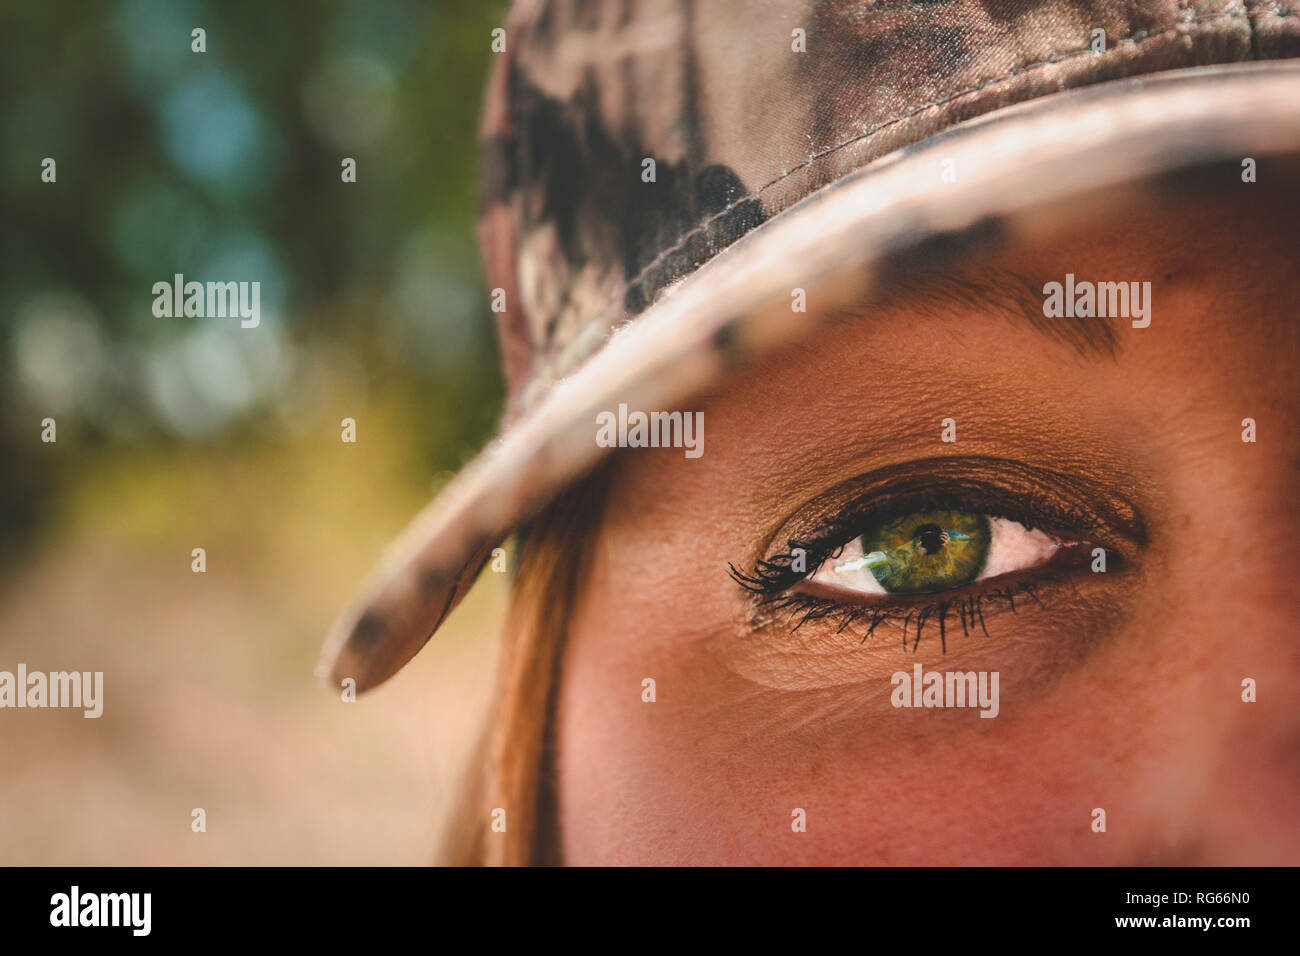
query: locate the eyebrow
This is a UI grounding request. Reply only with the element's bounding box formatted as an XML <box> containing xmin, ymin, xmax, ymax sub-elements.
<box><xmin>840</xmin><ymin>266</ymin><xmax>1121</xmax><ymax>361</ymax></box>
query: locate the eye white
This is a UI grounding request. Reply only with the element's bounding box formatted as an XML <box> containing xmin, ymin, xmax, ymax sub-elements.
<box><xmin>806</xmin><ymin>517</ymin><xmax>1070</xmax><ymax>595</ymax></box>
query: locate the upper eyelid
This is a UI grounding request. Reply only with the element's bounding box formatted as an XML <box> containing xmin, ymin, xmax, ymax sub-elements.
<box><xmin>755</xmin><ymin>455</ymin><xmax>1146</xmax><ymax>569</ymax></box>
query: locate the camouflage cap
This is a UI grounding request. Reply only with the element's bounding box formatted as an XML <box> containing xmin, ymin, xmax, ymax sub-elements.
<box><xmin>322</xmin><ymin>0</ymin><xmax>1300</xmax><ymax>692</ymax></box>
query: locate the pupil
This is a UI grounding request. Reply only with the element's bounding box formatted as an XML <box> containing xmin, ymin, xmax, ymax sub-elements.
<box><xmin>913</xmin><ymin>524</ymin><xmax>946</xmax><ymax>555</ymax></box>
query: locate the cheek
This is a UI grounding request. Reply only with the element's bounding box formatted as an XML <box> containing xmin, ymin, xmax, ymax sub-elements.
<box><xmin>553</xmin><ymin>517</ymin><xmax>1140</xmax><ymax>864</ymax></box>
<box><xmin>555</xmin><ymin>598</ymin><xmax>1212</xmax><ymax>866</ymax></box>
<box><xmin>554</xmin><ymin>512</ymin><xmax>1296</xmax><ymax>865</ymax></box>
<box><xmin>552</xmin><ymin>524</ymin><xmax>739</xmax><ymax>864</ymax></box>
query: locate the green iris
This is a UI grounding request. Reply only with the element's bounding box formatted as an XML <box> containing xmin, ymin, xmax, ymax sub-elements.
<box><xmin>856</xmin><ymin>509</ymin><xmax>990</xmax><ymax>594</ymax></box>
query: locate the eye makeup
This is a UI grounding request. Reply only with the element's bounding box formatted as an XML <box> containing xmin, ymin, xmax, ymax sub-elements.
<box><xmin>730</xmin><ymin>455</ymin><xmax>1146</xmax><ymax>653</ymax></box>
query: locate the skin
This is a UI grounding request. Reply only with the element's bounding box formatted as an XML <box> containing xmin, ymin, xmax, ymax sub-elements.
<box><xmin>550</xmin><ymin>189</ymin><xmax>1300</xmax><ymax>865</ymax></box>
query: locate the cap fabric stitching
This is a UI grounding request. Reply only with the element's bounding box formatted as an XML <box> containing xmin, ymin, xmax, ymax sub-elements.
<box><xmin>516</xmin><ymin>6</ymin><xmax>1257</xmax><ymax>406</ymax></box>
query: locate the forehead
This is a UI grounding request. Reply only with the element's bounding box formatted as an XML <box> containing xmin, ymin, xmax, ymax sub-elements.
<box><xmin>694</xmin><ymin>180</ymin><xmax>1300</xmax><ymax>427</ymax></box>
<box><xmin>838</xmin><ymin>172</ymin><xmax>1296</xmax><ymax>309</ymax></box>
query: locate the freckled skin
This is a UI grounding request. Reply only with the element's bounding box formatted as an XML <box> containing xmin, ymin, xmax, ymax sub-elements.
<box><xmin>551</xmin><ymin>194</ymin><xmax>1300</xmax><ymax>865</ymax></box>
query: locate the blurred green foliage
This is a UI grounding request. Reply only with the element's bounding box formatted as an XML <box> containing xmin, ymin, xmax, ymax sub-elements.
<box><xmin>0</xmin><ymin>0</ymin><xmax>512</xmax><ymax>555</ymax></box>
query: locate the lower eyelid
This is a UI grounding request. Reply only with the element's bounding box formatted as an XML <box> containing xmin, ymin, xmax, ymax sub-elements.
<box><xmin>766</xmin><ymin>550</ymin><xmax>1125</xmax><ymax>657</ymax></box>
<box><xmin>721</xmin><ymin>565</ymin><xmax>1136</xmax><ymax>697</ymax></box>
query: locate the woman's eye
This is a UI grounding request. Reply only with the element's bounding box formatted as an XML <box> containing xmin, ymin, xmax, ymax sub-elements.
<box><xmin>806</xmin><ymin>509</ymin><xmax>1074</xmax><ymax>596</ymax></box>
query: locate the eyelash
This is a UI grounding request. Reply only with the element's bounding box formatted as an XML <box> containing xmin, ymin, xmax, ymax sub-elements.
<box><xmin>732</xmin><ymin>558</ymin><xmax>1046</xmax><ymax>653</ymax></box>
<box><xmin>729</xmin><ymin>490</ymin><xmax>1112</xmax><ymax>651</ymax></box>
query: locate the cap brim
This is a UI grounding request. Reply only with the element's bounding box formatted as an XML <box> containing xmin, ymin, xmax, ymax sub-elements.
<box><xmin>322</xmin><ymin>61</ymin><xmax>1300</xmax><ymax>692</ymax></box>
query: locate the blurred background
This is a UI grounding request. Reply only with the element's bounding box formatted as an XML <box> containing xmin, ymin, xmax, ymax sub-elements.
<box><xmin>0</xmin><ymin>0</ymin><xmax>511</xmax><ymax>863</ymax></box>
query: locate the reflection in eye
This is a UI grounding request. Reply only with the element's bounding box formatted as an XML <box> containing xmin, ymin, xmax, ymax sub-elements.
<box><xmin>807</xmin><ymin>509</ymin><xmax>1071</xmax><ymax>596</ymax></box>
